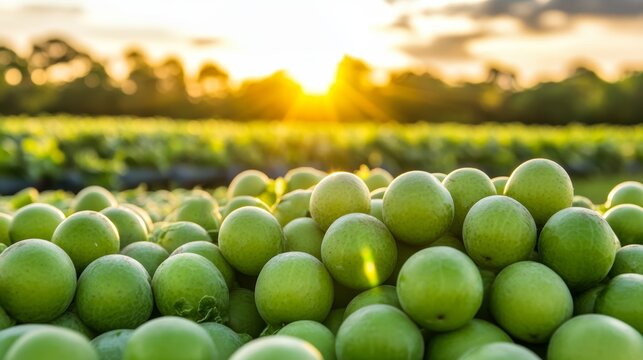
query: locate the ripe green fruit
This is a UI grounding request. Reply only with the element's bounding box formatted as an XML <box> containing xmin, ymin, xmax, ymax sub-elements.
<box><xmin>227</xmin><ymin>288</ymin><xmax>266</xmax><ymax>338</ymax></box>
<box><xmin>283</xmin><ymin>217</ymin><xmax>324</xmax><ymax>260</ymax></box>
<box><xmin>432</xmin><ymin>173</ymin><xmax>447</xmax><ymax>182</ymax></box>
<box><xmin>504</xmin><ymin>158</ymin><xmax>573</xmax><ymax>226</ymax></box>
<box><xmin>573</xmin><ymin>284</ymin><xmax>605</xmax><ymax>315</ymax></box>
<box><xmin>228</xmin><ymin>170</ymin><xmax>270</xmax><ymax>198</ymax></box>
<box><xmin>428</xmin><ymin>234</ymin><xmax>466</xmax><ymax>252</ymax></box>
<box><xmin>156</xmin><ymin>221</ymin><xmax>211</xmax><ymax>253</ymax></box>
<box><xmin>572</xmin><ymin>195</ymin><xmax>595</xmax><ymax>209</ymax></box>
<box><xmin>321</xmin><ymin>213</ymin><xmax>397</xmax><ymax>290</ymax></box>
<box><xmin>336</xmin><ymin>304</ymin><xmax>423</xmax><ymax>360</ymax></box>
<box><xmin>221</xmin><ymin>196</ymin><xmax>270</xmax><ymax>219</ymax></box>
<box><xmin>0</xmin><ymin>306</ymin><xmax>14</xmax><ymax>331</ymax></box>
<box><xmin>278</xmin><ymin>320</ymin><xmax>336</xmax><ymax>360</ymax></box>
<box><xmin>5</xmin><ymin>327</ymin><xmax>97</xmax><ymax>360</ymax></box>
<box><xmin>397</xmin><ymin>247</ymin><xmax>483</xmax><ymax>331</ymax></box>
<box><xmin>76</xmin><ymin>255</ymin><xmax>153</xmax><ymax>333</ymax></box>
<box><xmin>9</xmin><ymin>203</ymin><xmax>65</xmax><ymax>242</ymax></box>
<box><xmin>476</xmin><ymin>268</ymin><xmax>496</xmax><ymax>320</ymax></box>
<box><xmin>101</xmin><ymin>206</ymin><xmax>149</xmax><ymax>249</ymax></box>
<box><xmin>152</xmin><ymin>253</ymin><xmax>229</xmax><ymax>322</ymax></box>
<box><xmin>124</xmin><ymin>316</ymin><xmax>217</xmax><ymax>360</ymax></box>
<box><xmin>285</xmin><ymin>167</ymin><xmax>326</xmax><ymax>192</ymax></box>
<box><xmin>460</xmin><ymin>343</ymin><xmax>541</xmax><ymax>360</ymax></box>
<box><xmin>606</xmin><ymin>181</ymin><xmax>643</xmax><ymax>208</ymax></box>
<box><xmin>0</xmin><ymin>213</ymin><xmax>11</xmax><ymax>246</ymax></box>
<box><xmin>463</xmin><ymin>195</ymin><xmax>537</xmax><ymax>269</ymax></box>
<box><xmin>172</xmin><ymin>197</ymin><xmax>219</xmax><ymax>235</ymax></box>
<box><xmin>255</xmin><ymin>252</ymin><xmax>333</xmax><ymax>325</ymax></box>
<box><xmin>49</xmin><ymin>310</ymin><xmax>94</xmax><ymax>338</ymax></box>
<box><xmin>172</xmin><ymin>241</ymin><xmax>235</xmax><ymax>288</ymax></box>
<box><xmin>309</xmin><ymin>172</ymin><xmax>371</xmax><ymax>231</ymax></box>
<box><xmin>538</xmin><ymin>207</ymin><xmax>619</xmax><ymax>290</ymax></box>
<box><xmin>0</xmin><ymin>239</ymin><xmax>76</xmax><ymax>322</ymax></box>
<box><xmin>73</xmin><ymin>186</ymin><xmax>117</xmax><ymax>212</ymax></box>
<box><xmin>323</xmin><ymin>308</ymin><xmax>345</xmax><ymax>335</ymax></box>
<box><xmin>120</xmin><ymin>241</ymin><xmax>169</xmax><ymax>277</ymax></box>
<box><xmin>490</xmin><ymin>261</ymin><xmax>573</xmax><ymax>343</ymax></box>
<box><xmin>90</xmin><ymin>329</ymin><xmax>133</xmax><ymax>360</ymax></box>
<box><xmin>363</xmin><ymin>168</ymin><xmax>394</xmax><ymax>192</ymax></box>
<box><xmin>443</xmin><ymin>168</ymin><xmax>496</xmax><ymax>237</ymax></box>
<box><xmin>604</xmin><ymin>204</ymin><xmax>643</xmax><ymax>245</ymax></box>
<box><xmin>218</xmin><ymin>207</ymin><xmax>284</xmax><ymax>276</ymax></box>
<box><xmin>370</xmin><ymin>188</ymin><xmax>386</xmax><ymax>199</ymax></box>
<box><xmin>273</xmin><ymin>189</ymin><xmax>312</xmax><ymax>226</ymax></box>
<box><xmin>200</xmin><ymin>322</ymin><xmax>246</xmax><ymax>359</ymax></box>
<box><xmin>383</xmin><ymin>171</ymin><xmax>454</xmax><ymax>245</ymax></box>
<box><xmin>369</xmin><ymin>199</ymin><xmax>383</xmax><ymax>222</ymax></box>
<box><xmin>547</xmin><ymin>314</ymin><xmax>643</xmax><ymax>360</ymax></box>
<box><xmin>595</xmin><ymin>273</ymin><xmax>643</xmax><ymax>333</ymax></box>
<box><xmin>491</xmin><ymin>176</ymin><xmax>509</xmax><ymax>194</ymax></box>
<box><xmin>121</xmin><ymin>203</ymin><xmax>154</xmax><ymax>232</ymax></box>
<box><xmin>344</xmin><ymin>285</ymin><xmax>400</xmax><ymax>320</ymax></box>
<box><xmin>425</xmin><ymin>319</ymin><xmax>513</xmax><ymax>360</ymax></box>
<box><xmin>230</xmin><ymin>335</ymin><xmax>322</xmax><ymax>360</ymax></box>
<box><xmin>609</xmin><ymin>244</ymin><xmax>643</xmax><ymax>276</ymax></box>
<box><xmin>51</xmin><ymin>211</ymin><xmax>120</xmax><ymax>272</ymax></box>
<box><xmin>10</xmin><ymin>187</ymin><xmax>38</xmax><ymax>210</ymax></box>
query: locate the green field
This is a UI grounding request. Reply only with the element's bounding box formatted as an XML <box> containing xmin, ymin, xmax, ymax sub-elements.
<box><xmin>0</xmin><ymin>116</ymin><xmax>640</xmax><ymax>200</ymax></box>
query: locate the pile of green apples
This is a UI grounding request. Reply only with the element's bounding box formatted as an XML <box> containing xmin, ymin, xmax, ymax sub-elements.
<box><xmin>0</xmin><ymin>159</ymin><xmax>641</xmax><ymax>360</ymax></box>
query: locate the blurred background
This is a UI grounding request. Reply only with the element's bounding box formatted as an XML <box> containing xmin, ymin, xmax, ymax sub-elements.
<box><xmin>0</xmin><ymin>0</ymin><xmax>641</xmax><ymax>200</ymax></box>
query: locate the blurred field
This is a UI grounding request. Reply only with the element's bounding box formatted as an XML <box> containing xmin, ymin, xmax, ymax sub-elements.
<box><xmin>0</xmin><ymin>116</ymin><xmax>640</xmax><ymax>196</ymax></box>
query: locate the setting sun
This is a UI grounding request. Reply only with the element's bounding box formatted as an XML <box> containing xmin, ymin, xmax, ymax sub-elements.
<box><xmin>287</xmin><ymin>56</ymin><xmax>339</xmax><ymax>95</ymax></box>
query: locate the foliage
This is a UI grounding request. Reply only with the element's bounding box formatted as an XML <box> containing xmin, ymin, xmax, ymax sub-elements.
<box><xmin>0</xmin><ymin>116</ymin><xmax>640</xmax><ymax>193</ymax></box>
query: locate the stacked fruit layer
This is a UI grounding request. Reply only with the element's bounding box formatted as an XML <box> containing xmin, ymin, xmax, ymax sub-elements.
<box><xmin>0</xmin><ymin>116</ymin><xmax>641</xmax><ymax>191</ymax></box>
<box><xmin>0</xmin><ymin>160</ymin><xmax>641</xmax><ymax>360</ymax></box>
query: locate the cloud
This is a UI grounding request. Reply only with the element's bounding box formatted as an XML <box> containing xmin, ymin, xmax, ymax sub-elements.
<box><xmin>19</xmin><ymin>4</ymin><xmax>84</xmax><ymax>16</ymax></box>
<box><xmin>400</xmin><ymin>31</ymin><xmax>487</xmax><ymax>60</ymax></box>
<box><xmin>386</xmin><ymin>14</ymin><xmax>414</xmax><ymax>31</ymax></box>
<box><xmin>426</xmin><ymin>0</ymin><xmax>643</xmax><ymax>29</ymax></box>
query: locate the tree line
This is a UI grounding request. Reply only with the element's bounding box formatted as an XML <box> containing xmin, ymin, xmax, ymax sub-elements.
<box><xmin>0</xmin><ymin>38</ymin><xmax>642</xmax><ymax>124</ymax></box>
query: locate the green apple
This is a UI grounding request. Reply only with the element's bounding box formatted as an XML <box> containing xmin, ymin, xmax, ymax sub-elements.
<box><xmin>228</xmin><ymin>170</ymin><xmax>270</xmax><ymax>198</ymax></box>
<box><xmin>284</xmin><ymin>167</ymin><xmax>326</xmax><ymax>193</ymax></box>
<box><xmin>321</xmin><ymin>213</ymin><xmax>397</xmax><ymax>290</ymax></box>
<box><xmin>72</xmin><ymin>186</ymin><xmax>117</xmax><ymax>212</ymax></box>
<box><xmin>609</xmin><ymin>244</ymin><xmax>643</xmax><ymax>276</ymax></box>
<box><xmin>101</xmin><ymin>206</ymin><xmax>148</xmax><ymax>249</ymax></box>
<box><xmin>310</xmin><ymin>172</ymin><xmax>370</xmax><ymax>231</ymax></box>
<box><xmin>604</xmin><ymin>204</ymin><xmax>642</xmax><ymax>245</ymax></box>
<box><xmin>539</xmin><ymin>207</ymin><xmax>619</xmax><ymax>290</ymax></box>
<box><xmin>443</xmin><ymin>167</ymin><xmax>496</xmax><ymax>237</ymax></box>
<box><xmin>370</xmin><ymin>188</ymin><xmax>386</xmax><ymax>199</ymax></box>
<box><xmin>272</xmin><ymin>190</ymin><xmax>312</xmax><ymax>226</ymax></box>
<box><xmin>218</xmin><ymin>207</ymin><xmax>284</xmax><ymax>276</ymax></box>
<box><xmin>369</xmin><ymin>199</ymin><xmax>383</xmax><ymax>222</ymax></box>
<box><xmin>397</xmin><ymin>247</ymin><xmax>483</xmax><ymax>331</ymax></box>
<box><xmin>283</xmin><ymin>217</ymin><xmax>324</xmax><ymax>260</ymax></box>
<box><xmin>547</xmin><ymin>314</ymin><xmax>643</xmax><ymax>360</ymax></box>
<box><xmin>230</xmin><ymin>336</ymin><xmax>322</xmax><ymax>360</ymax></box>
<box><xmin>504</xmin><ymin>158</ymin><xmax>573</xmax><ymax>226</ymax></box>
<box><xmin>277</xmin><ymin>320</ymin><xmax>336</xmax><ymax>360</ymax></box>
<box><xmin>336</xmin><ymin>305</ymin><xmax>423</xmax><ymax>360</ymax></box>
<box><xmin>595</xmin><ymin>273</ymin><xmax>643</xmax><ymax>333</ymax></box>
<box><xmin>490</xmin><ymin>261</ymin><xmax>573</xmax><ymax>343</ymax></box>
<box><xmin>9</xmin><ymin>203</ymin><xmax>65</xmax><ymax>242</ymax></box>
<box><xmin>572</xmin><ymin>195</ymin><xmax>595</xmax><ymax>210</ymax></box>
<box><xmin>425</xmin><ymin>319</ymin><xmax>512</xmax><ymax>360</ymax></box>
<box><xmin>491</xmin><ymin>176</ymin><xmax>509</xmax><ymax>195</ymax></box>
<box><xmin>344</xmin><ymin>285</ymin><xmax>400</xmax><ymax>320</ymax></box>
<box><xmin>460</xmin><ymin>343</ymin><xmax>541</xmax><ymax>360</ymax></box>
<box><xmin>605</xmin><ymin>181</ymin><xmax>643</xmax><ymax>208</ymax></box>
<box><xmin>463</xmin><ymin>195</ymin><xmax>536</xmax><ymax>269</ymax></box>
<box><xmin>383</xmin><ymin>171</ymin><xmax>454</xmax><ymax>245</ymax></box>
<box><xmin>255</xmin><ymin>252</ymin><xmax>333</xmax><ymax>325</ymax></box>
<box><xmin>573</xmin><ymin>284</ymin><xmax>605</xmax><ymax>315</ymax></box>
<box><xmin>221</xmin><ymin>196</ymin><xmax>270</xmax><ymax>219</ymax></box>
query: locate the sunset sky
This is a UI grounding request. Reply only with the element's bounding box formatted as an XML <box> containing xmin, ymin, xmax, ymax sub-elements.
<box><xmin>1</xmin><ymin>0</ymin><xmax>643</xmax><ymax>93</ymax></box>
